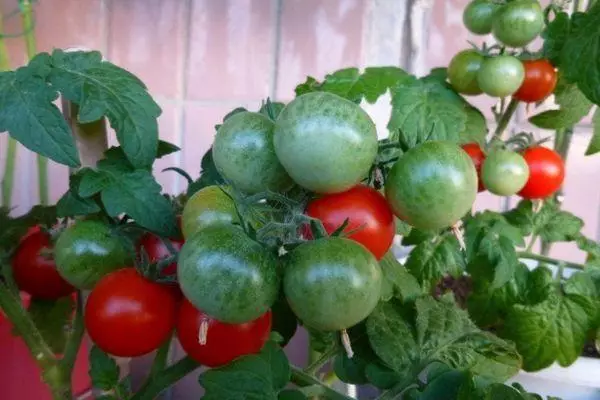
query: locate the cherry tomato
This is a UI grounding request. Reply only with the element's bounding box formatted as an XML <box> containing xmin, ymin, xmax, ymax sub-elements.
<box><xmin>513</xmin><ymin>60</ymin><xmax>558</xmax><ymax>103</ymax></box>
<box><xmin>305</xmin><ymin>185</ymin><xmax>395</xmax><ymax>260</ymax></box>
<box><xmin>448</xmin><ymin>50</ymin><xmax>485</xmax><ymax>95</ymax></box>
<box><xmin>518</xmin><ymin>147</ymin><xmax>565</xmax><ymax>199</ymax></box>
<box><xmin>137</xmin><ymin>233</ymin><xmax>184</xmax><ymax>277</ymax></box>
<box><xmin>176</xmin><ymin>299</ymin><xmax>271</xmax><ymax>367</ymax></box>
<box><xmin>477</xmin><ymin>55</ymin><xmax>525</xmax><ymax>97</ymax></box>
<box><xmin>481</xmin><ymin>149</ymin><xmax>529</xmax><ymax>196</ymax></box>
<box><xmin>12</xmin><ymin>230</ymin><xmax>75</xmax><ymax>300</ymax></box>
<box><xmin>461</xmin><ymin>143</ymin><xmax>486</xmax><ymax>192</ymax></box>
<box><xmin>85</xmin><ymin>268</ymin><xmax>177</xmax><ymax>357</ymax></box>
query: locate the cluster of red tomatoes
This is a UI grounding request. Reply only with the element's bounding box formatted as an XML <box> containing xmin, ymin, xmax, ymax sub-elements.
<box><xmin>450</xmin><ymin>0</ymin><xmax>557</xmax><ymax>102</ymax></box>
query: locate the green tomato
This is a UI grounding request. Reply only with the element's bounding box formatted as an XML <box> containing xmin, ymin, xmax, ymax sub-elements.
<box><xmin>177</xmin><ymin>224</ymin><xmax>279</xmax><ymax>324</ymax></box>
<box><xmin>463</xmin><ymin>0</ymin><xmax>501</xmax><ymax>35</ymax></box>
<box><xmin>477</xmin><ymin>55</ymin><xmax>525</xmax><ymax>97</ymax></box>
<box><xmin>213</xmin><ymin>112</ymin><xmax>293</xmax><ymax>194</ymax></box>
<box><xmin>181</xmin><ymin>185</ymin><xmax>238</xmax><ymax>239</ymax></box>
<box><xmin>492</xmin><ymin>0</ymin><xmax>544</xmax><ymax>48</ymax></box>
<box><xmin>54</xmin><ymin>221</ymin><xmax>131</xmax><ymax>289</ymax></box>
<box><xmin>385</xmin><ymin>141</ymin><xmax>477</xmax><ymax>231</ymax></box>
<box><xmin>283</xmin><ymin>237</ymin><xmax>382</xmax><ymax>331</ymax></box>
<box><xmin>482</xmin><ymin>149</ymin><xmax>530</xmax><ymax>196</ymax></box>
<box><xmin>448</xmin><ymin>50</ymin><xmax>485</xmax><ymax>95</ymax></box>
<box><xmin>274</xmin><ymin>92</ymin><xmax>378</xmax><ymax>194</ymax></box>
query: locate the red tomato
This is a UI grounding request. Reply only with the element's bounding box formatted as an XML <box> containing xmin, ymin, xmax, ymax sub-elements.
<box><xmin>305</xmin><ymin>185</ymin><xmax>395</xmax><ymax>260</ymax></box>
<box><xmin>137</xmin><ymin>233</ymin><xmax>184</xmax><ymax>277</ymax></box>
<box><xmin>518</xmin><ymin>146</ymin><xmax>565</xmax><ymax>199</ymax></box>
<box><xmin>513</xmin><ymin>59</ymin><xmax>557</xmax><ymax>103</ymax></box>
<box><xmin>176</xmin><ymin>299</ymin><xmax>271</xmax><ymax>367</ymax></box>
<box><xmin>12</xmin><ymin>230</ymin><xmax>75</xmax><ymax>300</ymax></box>
<box><xmin>461</xmin><ymin>143</ymin><xmax>486</xmax><ymax>192</ymax></box>
<box><xmin>85</xmin><ymin>268</ymin><xmax>177</xmax><ymax>357</ymax></box>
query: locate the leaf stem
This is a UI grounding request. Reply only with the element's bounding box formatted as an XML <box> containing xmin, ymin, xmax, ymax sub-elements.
<box><xmin>130</xmin><ymin>356</ymin><xmax>199</xmax><ymax>400</ymax></box>
<box><xmin>492</xmin><ymin>98</ymin><xmax>519</xmax><ymax>141</ymax></box>
<box><xmin>149</xmin><ymin>336</ymin><xmax>172</xmax><ymax>379</ymax></box>
<box><xmin>517</xmin><ymin>251</ymin><xmax>585</xmax><ymax>270</ymax></box>
<box><xmin>290</xmin><ymin>366</ymin><xmax>354</xmax><ymax>400</ymax></box>
<box><xmin>305</xmin><ymin>345</ymin><xmax>338</xmax><ymax>376</ymax></box>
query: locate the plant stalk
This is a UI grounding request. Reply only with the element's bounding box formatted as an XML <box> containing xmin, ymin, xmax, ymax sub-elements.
<box><xmin>290</xmin><ymin>366</ymin><xmax>354</xmax><ymax>400</ymax></box>
<box><xmin>305</xmin><ymin>345</ymin><xmax>338</xmax><ymax>376</ymax></box>
<box><xmin>60</xmin><ymin>291</ymin><xmax>85</xmax><ymax>373</ymax></box>
<box><xmin>0</xmin><ymin>8</ymin><xmax>17</xmax><ymax>209</ymax></box>
<box><xmin>130</xmin><ymin>356</ymin><xmax>199</xmax><ymax>400</ymax></box>
<box><xmin>149</xmin><ymin>336</ymin><xmax>172</xmax><ymax>379</ymax></box>
<box><xmin>492</xmin><ymin>98</ymin><xmax>519</xmax><ymax>141</ymax></box>
<box><xmin>19</xmin><ymin>0</ymin><xmax>48</xmax><ymax>205</ymax></box>
<box><xmin>518</xmin><ymin>251</ymin><xmax>585</xmax><ymax>270</ymax></box>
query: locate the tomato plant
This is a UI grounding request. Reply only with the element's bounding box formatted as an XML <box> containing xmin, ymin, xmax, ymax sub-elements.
<box><xmin>305</xmin><ymin>185</ymin><xmax>395</xmax><ymax>260</ymax></box>
<box><xmin>11</xmin><ymin>230</ymin><xmax>74</xmax><ymax>300</ymax></box>
<box><xmin>176</xmin><ymin>299</ymin><xmax>272</xmax><ymax>367</ymax></box>
<box><xmin>518</xmin><ymin>146</ymin><xmax>565</xmax><ymax>199</ymax></box>
<box><xmin>513</xmin><ymin>59</ymin><xmax>558</xmax><ymax>103</ymax></box>
<box><xmin>477</xmin><ymin>55</ymin><xmax>525</xmax><ymax>97</ymax></box>
<box><xmin>1</xmin><ymin>0</ymin><xmax>600</xmax><ymax>398</ymax></box>
<box><xmin>84</xmin><ymin>268</ymin><xmax>177</xmax><ymax>357</ymax></box>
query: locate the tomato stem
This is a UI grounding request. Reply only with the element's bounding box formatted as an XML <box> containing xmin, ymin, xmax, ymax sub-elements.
<box><xmin>290</xmin><ymin>366</ymin><xmax>354</xmax><ymax>400</ymax></box>
<box><xmin>130</xmin><ymin>356</ymin><xmax>199</xmax><ymax>400</ymax></box>
<box><xmin>517</xmin><ymin>251</ymin><xmax>585</xmax><ymax>270</ymax></box>
<box><xmin>492</xmin><ymin>98</ymin><xmax>519</xmax><ymax>141</ymax></box>
<box><xmin>60</xmin><ymin>291</ymin><xmax>85</xmax><ymax>373</ymax></box>
<box><xmin>149</xmin><ymin>337</ymin><xmax>172</xmax><ymax>379</ymax></box>
<box><xmin>304</xmin><ymin>345</ymin><xmax>339</xmax><ymax>376</ymax></box>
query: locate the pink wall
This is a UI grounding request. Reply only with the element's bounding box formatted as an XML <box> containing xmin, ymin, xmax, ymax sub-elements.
<box><xmin>1</xmin><ymin>0</ymin><xmax>599</xmax><ymax>398</ymax></box>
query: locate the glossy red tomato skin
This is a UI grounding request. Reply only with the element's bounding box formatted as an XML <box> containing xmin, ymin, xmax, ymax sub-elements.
<box><xmin>305</xmin><ymin>185</ymin><xmax>395</xmax><ymax>260</ymax></box>
<box><xmin>137</xmin><ymin>234</ymin><xmax>184</xmax><ymax>277</ymax></box>
<box><xmin>461</xmin><ymin>143</ymin><xmax>486</xmax><ymax>192</ymax></box>
<box><xmin>513</xmin><ymin>60</ymin><xmax>557</xmax><ymax>103</ymax></box>
<box><xmin>85</xmin><ymin>268</ymin><xmax>178</xmax><ymax>357</ymax></box>
<box><xmin>518</xmin><ymin>147</ymin><xmax>565</xmax><ymax>199</ymax></box>
<box><xmin>12</xmin><ymin>230</ymin><xmax>75</xmax><ymax>299</ymax></box>
<box><xmin>176</xmin><ymin>299</ymin><xmax>271</xmax><ymax>368</ymax></box>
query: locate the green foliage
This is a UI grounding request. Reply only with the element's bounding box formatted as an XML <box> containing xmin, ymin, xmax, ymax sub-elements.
<box><xmin>379</xmin><ymin>252</ymin><xmax>423</xmax><ymax>303</ymax></box>
<box><xmin>586</xmin><ymin>107</ymin><xmax>600</xmax><ymax>155</ymax></box>
<box><xmin>26</xmin><ymin>297</ymin><xmax>74</xmax><ymax>353</ymax></box>
<box><xmin>89</xmin><ymin>346</ymin><xmax>130</xmax><ymax>398</ymax></box>
<box><xmin>0</xmin><ymin>205</ymin><xmax>57</xmax><ymax>262</ymax></box>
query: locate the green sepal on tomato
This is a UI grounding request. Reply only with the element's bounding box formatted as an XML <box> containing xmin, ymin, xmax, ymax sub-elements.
<box><xmin>177</xmin><ymin>224</ymin><xmax>279</xmax><ymax>324</ymax></box>
<box><xmin>385</xmin><ymin>141</ymin><xmax>477</xmax><ymax>231</ymax></box>
<box><xmin>518</xmin><ymin>147</ymin><xmax>565</xmax><ymax>199</ymax></box>
<box><xmin>11</xmin><ymin>230</ymin><xmax>75</xmax><ymax>300</ymax></box>
<box><xmin>181</xmin><ymin>185</ymin><xmax>239</xmax><ymax>239</ymax></box>
<box><xmin>176</xmin><ymin>299</ymin><xmax>272</xmax><ymax>368</ymax></box>
<box><xmin>54</xmin><ymin>220</ymin><xmax>132</xmax><ymax>289</ymax></box>
<box><xmin>283</xmin><ymin>237</ymin><xmax>382</xmax><ymax>331</ymax></box>
<box><xmin>213</xmin><ymin>112</ymin><xmax>293</xmax><ymax>194</ymax></box>
<box><xmin>273</xmin><ymin>92</ymin><xmax>378</xmax><ymax>194</ymax></box>
<box><xmin>482</xmin><ymin>149</ymin><xmax>530</xmax><ymax>196</ymax></box>
<box><xmin>305</xmin><ymin>185</ymin><xmax>395</xmax><ymax>260</ymax></box>
<box><xmin>85</xmin><ymin>268</ymin><xmax>178</xmax><ymax>357</ymax></box>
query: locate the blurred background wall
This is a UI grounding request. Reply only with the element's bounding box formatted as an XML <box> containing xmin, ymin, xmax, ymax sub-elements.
<box><xmin>0</xmin><ymin>0</ymin><xmax>599</xmax><ymax>398</ymax></box>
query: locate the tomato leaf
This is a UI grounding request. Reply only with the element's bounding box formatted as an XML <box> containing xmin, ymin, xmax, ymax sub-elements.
<box><xmin>586</xmin><ymin>107</ymin><xmax>600</xmax><ymax>155</ymax></box>
<box><xmin>156</xmin><ymin>140</ymin><xmax>180</xmax><ymax>159</ymax></box>
<box><xmin>56</xmin><ymin>170</ymin><xmax>102</xmax><ymax>218</ymax></box>
<box><xmin>542</xmin><ymin>11</ymin><xmax>571</xmax><ymax>66</ymax></box>
<box><xmin>0</xmin><ymin>66</ymin><xmax>80</xmax><ymax>167</ymax></box>
<box><xmin>270</xmin><ymin>295</ymin><xmax>298</xmax><ymax>347</ymax></box>
<box><xmin>366</xmin><ymin>297</ymin><xmax>521</xmax><ymax>383</ymax></box>
<box><xmin>504</xmin><ymin>199</ymin><xmax>583</xmax><ymax>243</ymax></box>
<box><xmin>560</xmin><ymin>4</ymin><xmax>600</xmax><ymax>106</ymax></box>
<box><xmin>278</xmin><ymin>390</ymin><xmax>308</xmax><ymax>400</ymax></box>
<box><xmin>502</xmin><ymin>289</ymin><xmax>594</xmax><ymax>371</ymax></box>
<box><xmin>459</xmin><ymin>103</ymin><xmax>487</xmax><ymax>145</ymax></box>
<box><xmin>405</xmin><ymin>233</ymin><xmax>465</xmax><ymax>290</ymax></box>
<box><xmin>48</xmin><ymin>49</ymin><xmax>161</xmax><ymax>169</ymax></box>
<box><xmin>295</xmin><ymin>66</ymin><xmax>411</xmax><ymax>104</ymax></box>
<box><xmin>89</xmin><ymin>346</ymin><xmax>121</xmax><ymax>391</ymax></box>
<box><xmin>25</xmin><ymin>297</ymin><xmax>74</xmax><ymax>353</ymax></box>
<box><xmin>187</xmin><ymin>148</ymin><xmax>225</xmax><ymax>197</ymax></box>
<box><xmin>200</xmin><ymin>341</ymin><xmax>290</xmax><ymax>400</ymax></box>
<box><xmin>379</xmin><ymin>252</ymin><xmax>423</xmax><ymax>303</ymax></box>
<box><xmin>388</xmin><ymin>78</ymin><xmax>468</xmax><ymax>149</ymax></box>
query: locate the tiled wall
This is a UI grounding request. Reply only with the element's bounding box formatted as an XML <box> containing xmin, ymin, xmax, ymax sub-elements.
<box><xmin>0</xmin><ymin>0</ymin><xmax>599</xmax><ymax>397</ymax></box>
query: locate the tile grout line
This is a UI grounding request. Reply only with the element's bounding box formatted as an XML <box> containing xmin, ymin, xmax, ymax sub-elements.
<box><xmin>269</xmin><ymin>0</ymin><xmax>283</xmax><ymax>100</ymax></box>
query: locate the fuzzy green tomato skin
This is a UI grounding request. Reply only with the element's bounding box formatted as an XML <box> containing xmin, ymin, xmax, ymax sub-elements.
<box><xmin>477</xmin><ymin>56</ymin><xmax>525</xmax><ymax>97</ymax></box>
<box><xmin>273</xmin><ymin>92</ymin><xmax>378</xmax><ymax>194</ymax></box>
<box><xmin>54</xmin><ymin>221</ymin><xmax>131</xmax><ymax>289</ymax></box>
<box><xmin>492</xmin><ymin>0</ymin><xmax>544</xmax><ymax>48</ymax></box>
<box><xmin>283</xmin><ymin>237</ymin><xmax>382</xmax><ymax>331</ymax></box>
<box><xmin>463</xmin><ymin>0</ymin><xmax>501</xmax><ymax>35</ymax></box>
<box><xmin>177</xmin><ymin>224</ymin><xmax>280</xmax><ymax>324</ymax></box>
<box><xmin>181</xmin><ymin>185</ymin><xmax>238</xmax><ymax>239</ymax></box>
<box><xmin>448</xmin><ymin>50</ymin><xmax>485</xmax><ymax>95</ymax></box>
<box><xmin>213</xmin><ymin>112</ymin><xmax>293</xmax><ymax>194</ymax></box>
<box><xmin>482</xmin><ymin>150</ymin><xmax>530</xmax><ymax>196</ymax></box>
<box><xmin>385</xmin><ymin>141</ymin><xmax>477</xmax><ymax>231</ymax></box>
